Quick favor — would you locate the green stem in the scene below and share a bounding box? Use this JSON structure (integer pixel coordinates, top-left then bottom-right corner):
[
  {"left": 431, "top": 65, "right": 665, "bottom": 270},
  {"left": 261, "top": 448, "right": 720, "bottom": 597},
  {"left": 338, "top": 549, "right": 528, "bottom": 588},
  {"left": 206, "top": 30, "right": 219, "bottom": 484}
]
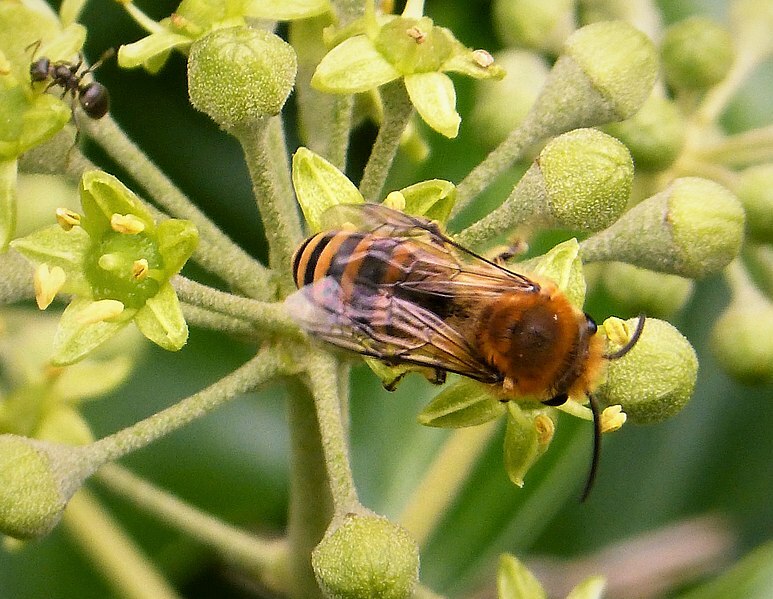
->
[
  {"left": 305, "top": 351, "right": 360, "bottom": 515},
  {"left": 285, "top": 376, "right": 334, "bottom": 599},
  {"left": 0, "top": 250, "right": 34, "bottom": 305},
  {"left": 694, "top": 124, "right": 773, "bottom": 167},
  {"left": 232, "top": 118, "right": 304, "bottom": 293},
  {"left": 180, "top": 303, "right": 259, "bottom": 337},
  {"left": 62, "top": 489, "right": 181, "bottom": 599},
  {"left": 79, "top": 114, "right": 274, "bottom": 300},
  {"left": 326, "top": 96, "right": 354, "bottom": 171},
  {"left": 453, "top": 116, "right": 545, "bottom": 218},
  {"left": 87, "top": 349, "right": 279, "bottom": 465},
  {"left": 96, "top": 464, "right": 289, "bottom": 594},
  {"left": 398, "top": 421, "right": 498, "bottom": 548},
  {"left": 359, "top": 81, "right": 414, "bottom": 203},
  {"left": 172, "top": 275, "right": 303, "bottom": 339},
  {"left": 696, "top": 48, "right": 762, "bottom": 125}
]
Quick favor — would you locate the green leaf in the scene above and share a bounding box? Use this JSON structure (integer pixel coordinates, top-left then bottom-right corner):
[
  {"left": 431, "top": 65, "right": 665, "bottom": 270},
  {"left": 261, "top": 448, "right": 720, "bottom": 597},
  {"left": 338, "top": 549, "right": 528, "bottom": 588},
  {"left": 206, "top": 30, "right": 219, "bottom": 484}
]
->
[
  {"left": 10, "top": 225, "right": 91, "bottom": 295},
  {"left": 134, "top": 282, "right": 188, "bottom": 351},
  {"left": 418, "top": 378, "right": 506, "bottom": 428},
  {"left": 244, "top": 0, "right": 330, "bottom": 20},
  {"left": 52, "top": 298, "right": 134, "bottom": 366},
  {"left": 117, "top": 31, "right": 192, "bottom": 70},
  {"left": 0, "top": 159, "right": 17, "bottom": 250},
  {"left": 497, "top": 553, "right": 546, "bottom": 599},
  {"left": 311, "top": 35, "right": 400, "bottom": 94},
  {"left": 79, "top": 170, "right": 155, "bottom": 237},
  {"left": 399, "top": 179, "right": 456, "bottom": 223},
  {"left": 566, "top": 576, "right": 606, "bottom": 599},
  {"left": 156, "top": 219, "right": 199, "bottom": 276},
  {"left": 292, "top": 147, "right": 364, "bottom": 232},
  {"left": 404, "top": 71, "right": 460, "bottom": 138}
]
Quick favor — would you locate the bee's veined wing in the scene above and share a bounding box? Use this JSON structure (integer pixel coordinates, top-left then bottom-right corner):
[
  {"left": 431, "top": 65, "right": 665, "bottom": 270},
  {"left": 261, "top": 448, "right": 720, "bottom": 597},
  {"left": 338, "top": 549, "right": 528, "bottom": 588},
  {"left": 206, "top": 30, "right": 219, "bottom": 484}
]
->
[
  {"left": 285, "top": 276, "right": 500, "bottom": 383},
  {"left": 320, "top": 203, "right": 537, "bottom": 291}
]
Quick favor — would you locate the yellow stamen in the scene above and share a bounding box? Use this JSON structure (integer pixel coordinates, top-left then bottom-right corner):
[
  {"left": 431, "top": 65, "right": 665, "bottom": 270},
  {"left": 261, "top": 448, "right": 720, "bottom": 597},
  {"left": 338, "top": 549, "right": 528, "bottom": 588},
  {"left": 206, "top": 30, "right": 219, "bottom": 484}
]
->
[
  {"left": 33, "top": 264, "right": 66, "bottom": 310},
  {"left": 382, "top": 191, "right": 406, "bottom": 211},
  {"left": 601, "top": 405, "right": 627, "bottom": 433},
  {"left": 534, "top": 414, "right": 555, "bottom": 447},
  {"left": 55, "top": 208, "right": 81, "bottom": 231},
  {"left": 111, "top": 213, "right": 146, "bottom": 234},
  {"left": 132, "top": 259, "right": 149, "bottom": 281},
  {"left": 77, "top": 300, "right": 125, "bottom": 325}
]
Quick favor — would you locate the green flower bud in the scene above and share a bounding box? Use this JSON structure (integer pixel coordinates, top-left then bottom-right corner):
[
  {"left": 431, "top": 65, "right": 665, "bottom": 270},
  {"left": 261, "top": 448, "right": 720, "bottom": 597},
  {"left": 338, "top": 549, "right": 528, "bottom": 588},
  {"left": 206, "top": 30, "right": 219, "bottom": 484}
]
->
[
  {"left": 600, "top": 262, "right": 694, "bottom": 319},
  {"left": 524, "top": 20, "right": 656, "bottom": 137},
  {"left": 456, "top": 129, "right": 632, "bottom": 249},
  {"left": 597, "top": 317, "right": 698, "bottom": 424},
  {"left": 580, "top": 178, "right": 745, "bottom": 278},
  {"left": 492, "top": 0, "right": 575, "bottom": 53},
  {"left": 735, "top": 164, "right": 773, "bottom": 243},
  {"left": 0, "top": 435, "right": 91, "bottom": 539},
  {"left": 661, "top": 17, "right": 735, "bottom": 91},
  {"left": 603, "top": 94, "right": 686, "bottom": 171},
  {"left": 471, "top": 50, "right": 550, "bottom": 148},
  {"left": 188, "top": 27, "right": 297, "bottom": 127},
  {"left": 711, "top": 262, "right": 773, "bottom": 385},
  {"left": 312, "top": 513, "right": 419, "bottom": 599}
]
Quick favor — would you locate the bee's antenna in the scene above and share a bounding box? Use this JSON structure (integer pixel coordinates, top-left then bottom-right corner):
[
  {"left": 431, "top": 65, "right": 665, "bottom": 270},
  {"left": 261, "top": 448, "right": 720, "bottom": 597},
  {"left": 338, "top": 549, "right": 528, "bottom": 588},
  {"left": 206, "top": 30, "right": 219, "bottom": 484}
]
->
[
  {"left": 580, "top": 393, "right": 602, "bottom": 502},
  {"left": 603, "top": 314, "right": 646, "bottom": 360}
]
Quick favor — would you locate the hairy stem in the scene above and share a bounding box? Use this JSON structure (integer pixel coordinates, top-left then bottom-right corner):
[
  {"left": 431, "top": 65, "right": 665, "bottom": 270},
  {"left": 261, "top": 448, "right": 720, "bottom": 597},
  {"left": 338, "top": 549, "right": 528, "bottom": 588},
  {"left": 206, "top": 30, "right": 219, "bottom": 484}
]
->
[
  {"left": 62, "top": 490, "right": 181, "bottom": 599},
  {"left": 285, "top": 377, "right": 334, "bottom": 599},
  {"left": 79, "top": 115, "right": 274, "bottom": 300},
  {"left": 359, "top": 81, "right": 414, "bottom": 203},
  {"left": 232, "top": 118, "right": 304, "bottom": 294},
  {"left": 96, "top": 464, "right": 289, "bottom": 594},
  {"left": 87, "top": 349, "right": 278, "bottom": 465}
]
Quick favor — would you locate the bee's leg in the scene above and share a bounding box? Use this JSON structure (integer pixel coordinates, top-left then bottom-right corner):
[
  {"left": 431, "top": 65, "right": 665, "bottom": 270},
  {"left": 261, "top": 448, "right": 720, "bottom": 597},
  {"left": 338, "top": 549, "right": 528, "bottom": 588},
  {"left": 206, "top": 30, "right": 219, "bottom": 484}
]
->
[
  {"left": 429, "top": 368, "right": 446, "bottom": 385},
  {"left": 489, "top": 240, "right": 529, "bottom": 266},
  {"left": 542, "top": 392, "right": 568, "bottom": 406}
]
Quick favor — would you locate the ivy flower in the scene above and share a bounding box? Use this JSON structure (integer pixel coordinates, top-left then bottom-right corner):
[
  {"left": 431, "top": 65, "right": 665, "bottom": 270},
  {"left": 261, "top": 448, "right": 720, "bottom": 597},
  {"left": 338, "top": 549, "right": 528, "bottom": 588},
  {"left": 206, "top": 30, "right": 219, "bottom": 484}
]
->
[
  {"left": 11, "top": 170, "right": 198, "bottom": 365},
  {"left": 0, "top": 2, "right": 90, "bottom": 247},
  {"left": 117, "top": 0, "right": 330, "bottom": 72},
  {"left": 311, "top": 6, "right": 505, "bottom": 137}
]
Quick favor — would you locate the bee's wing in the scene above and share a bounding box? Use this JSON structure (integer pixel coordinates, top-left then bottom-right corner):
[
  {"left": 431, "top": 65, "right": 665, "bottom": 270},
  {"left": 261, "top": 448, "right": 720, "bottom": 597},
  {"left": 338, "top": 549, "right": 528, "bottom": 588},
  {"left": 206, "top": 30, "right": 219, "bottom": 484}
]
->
[
  {"left": 321, "top": 203, "right": 537, "bottom": 291},
  {"left": 285, "top": 277, "right": 500, "bottom": 383}
]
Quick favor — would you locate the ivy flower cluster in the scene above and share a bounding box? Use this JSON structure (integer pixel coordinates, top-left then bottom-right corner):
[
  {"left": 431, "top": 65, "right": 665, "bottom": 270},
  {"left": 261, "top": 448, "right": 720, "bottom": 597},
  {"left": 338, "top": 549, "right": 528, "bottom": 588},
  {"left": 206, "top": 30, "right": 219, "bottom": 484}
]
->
[{"left": 0, "top": 0, "right": 767, "bottom": 598}]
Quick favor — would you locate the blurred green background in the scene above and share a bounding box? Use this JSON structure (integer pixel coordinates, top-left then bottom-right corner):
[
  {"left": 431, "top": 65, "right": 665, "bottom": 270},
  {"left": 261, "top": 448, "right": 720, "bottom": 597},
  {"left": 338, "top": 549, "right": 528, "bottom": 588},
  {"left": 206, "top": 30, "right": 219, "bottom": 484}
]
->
[{"left": 1, "top": 0, "right": 771, "bottom": 597}]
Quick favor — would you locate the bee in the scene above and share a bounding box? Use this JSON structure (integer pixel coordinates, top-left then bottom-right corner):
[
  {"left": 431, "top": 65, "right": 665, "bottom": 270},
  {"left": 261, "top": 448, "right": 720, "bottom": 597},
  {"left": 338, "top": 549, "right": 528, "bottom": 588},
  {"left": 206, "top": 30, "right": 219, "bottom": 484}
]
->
[
  {"left": 288, "top": 203, "right": 643, "bottom": 497},
  {"left": 28, "top": 45, "right": 114, "bottom": 119}
]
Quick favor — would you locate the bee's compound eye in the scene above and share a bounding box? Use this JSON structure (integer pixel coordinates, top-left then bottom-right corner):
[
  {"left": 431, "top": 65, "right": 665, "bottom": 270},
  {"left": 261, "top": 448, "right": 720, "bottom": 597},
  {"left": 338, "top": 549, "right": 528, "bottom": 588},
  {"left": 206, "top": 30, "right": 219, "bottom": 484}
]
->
[
  {"left": 79, "top": 82, "right": 110, "bottom": 118},
  {"left": 584, "top": 313, "right": 598, "bottom": 335}
]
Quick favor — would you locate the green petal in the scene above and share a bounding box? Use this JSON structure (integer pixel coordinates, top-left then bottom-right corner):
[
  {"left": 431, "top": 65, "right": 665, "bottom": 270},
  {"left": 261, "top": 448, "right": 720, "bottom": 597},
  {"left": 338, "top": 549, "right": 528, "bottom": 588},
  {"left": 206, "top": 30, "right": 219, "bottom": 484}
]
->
[
  {"left": 0, "top": 159, "right": 17, "bottom": 250},
  {"left": 398, "top": 179, "right": 456, "bottom": 223},
  {"left": 292, "top": 147, "right": 364, "bottom": 232},
  {"left": 566, "top": 576, "right": 606, "bottom": 599},
  {"left": 311, "top": 35, "right": 400, "bottom": 94},
  {"left": 520, "top": 238, "right": 586, "bottom": 308},
  {"left": 497, "top": 553, "right": 546, "bottom": 599},
  {"left": 79, "top": 170, "right": 154, "bottom": 237},
  {"left": 244, "top": 0, "right": 330, "bottom": 20},
  {"left": 404, "top": 72, "right": 460, "bottom": 138},
  {"left": 36, "top": 23, "right": 86, "bottom": 62},
  {"left": 418, "top": 378, "right": 505, "bottom": 428},
  {"left": 156, "top": 219, "right": 199, "bottom": 276},
  {"left": 52, "top": 299, "right": 134, "bottom": 366},
  {"left": 134, "top": 282, "right": 188, "bottom": 351},
  {"left": 59, "top": 0, "right": 88, "bottom": 27},
  {"left": 503, "top": 403, "right": 543, "bottom": 487},
  {"left": 117, "top": 31, "right": 192, "bottom": 70},
  {"left": 55, "top": 356, "right": 134, "bottom": 402},
  {"left": 10, "top": 225, "right": 91, "bottom": 295}
]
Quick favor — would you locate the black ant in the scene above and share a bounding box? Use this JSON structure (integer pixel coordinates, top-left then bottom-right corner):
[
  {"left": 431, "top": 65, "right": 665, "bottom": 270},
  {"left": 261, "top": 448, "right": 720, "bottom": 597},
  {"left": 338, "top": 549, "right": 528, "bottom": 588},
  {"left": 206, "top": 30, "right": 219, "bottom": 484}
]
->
[{"left": 28, "top": 43, "right": 114, "bottom": 119}]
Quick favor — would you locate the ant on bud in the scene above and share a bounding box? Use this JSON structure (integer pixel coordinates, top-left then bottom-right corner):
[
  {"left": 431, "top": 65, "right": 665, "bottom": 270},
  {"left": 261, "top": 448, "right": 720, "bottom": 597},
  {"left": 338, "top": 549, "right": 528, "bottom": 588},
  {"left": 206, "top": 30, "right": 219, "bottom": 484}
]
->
[{"left": 27, "top": 42, "right": 114, "bottom": 119}]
